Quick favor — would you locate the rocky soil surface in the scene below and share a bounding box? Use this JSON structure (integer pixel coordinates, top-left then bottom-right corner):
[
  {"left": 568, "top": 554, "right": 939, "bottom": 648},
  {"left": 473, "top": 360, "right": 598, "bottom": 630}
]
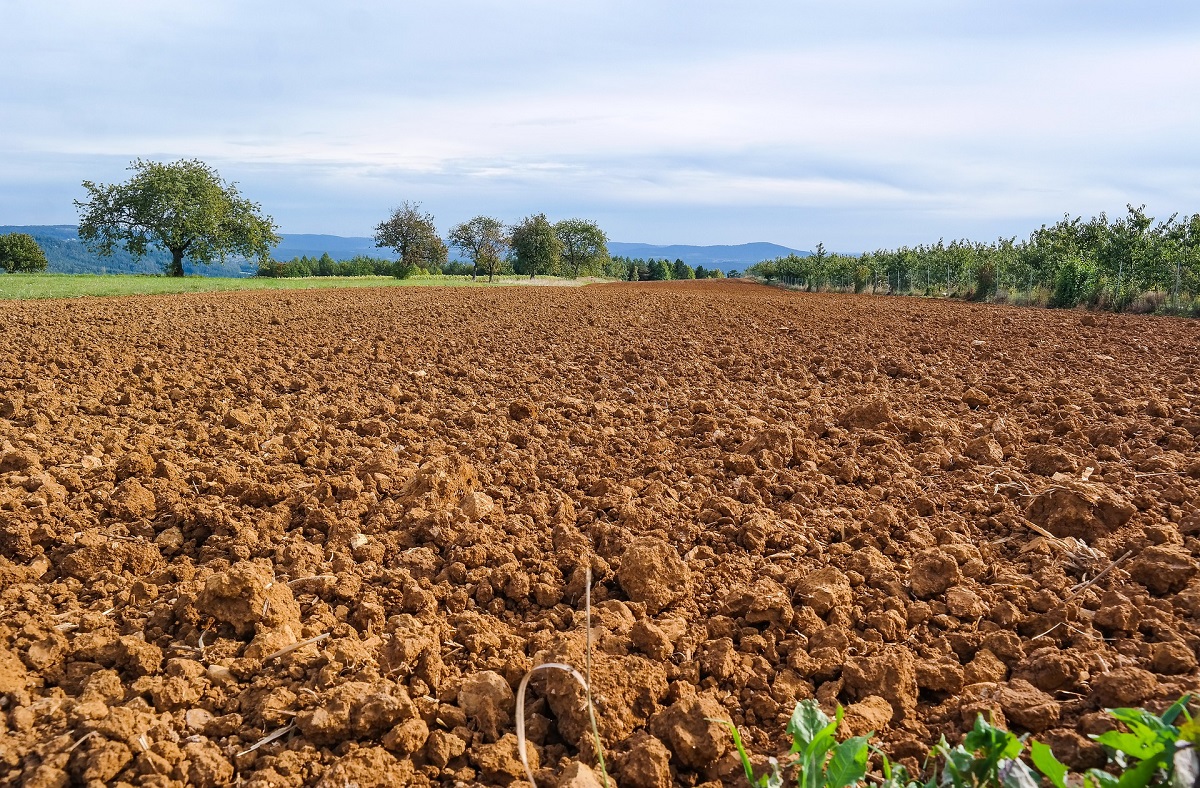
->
[{"left": 1, "top": 281, "right": 1198, "bottom": 787}]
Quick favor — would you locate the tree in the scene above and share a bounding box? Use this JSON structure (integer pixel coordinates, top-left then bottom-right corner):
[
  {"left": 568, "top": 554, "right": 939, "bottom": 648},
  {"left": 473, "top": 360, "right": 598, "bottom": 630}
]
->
[
  {"left": 0, "top": 233, "right": 49, "bottom": 273},
  {"left": 555, "top": 218, "right": 609, "bottom": 278},
  {"left": 509, "top": 213, "right": 562, "bottom": 279},
  {"left": 374, "top": 201, "right": 448, "bottom": 274},
  {"left": 809, "top": 242, "right": 829, "bottom": 290},
  {"left": 602, "top": 255, "right": 630, "bottom": 280},
  {"left": 671, "top": 258, "right": 695, "bottom": 280},
  {"left": 76, "top": 159, "right": 278, "bottom": 277},
  {"left": 647, "top": 258, "right": 671, "bottom": 281},
  {"left": 448, "top": 216, "right": 508, "bottom": 282}
]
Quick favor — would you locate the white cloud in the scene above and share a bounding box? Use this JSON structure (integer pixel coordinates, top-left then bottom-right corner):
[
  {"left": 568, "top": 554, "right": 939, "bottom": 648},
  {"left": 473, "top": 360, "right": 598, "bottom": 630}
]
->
[{"left": 1, "top": 2, "right": 1198, "bottom": 248}]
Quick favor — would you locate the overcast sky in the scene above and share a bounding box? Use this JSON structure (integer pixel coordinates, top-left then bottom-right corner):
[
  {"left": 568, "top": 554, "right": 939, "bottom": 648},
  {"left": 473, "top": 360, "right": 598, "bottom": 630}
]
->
[{"left": 2, "top": 1, "right": 1198, "bottom": 251}]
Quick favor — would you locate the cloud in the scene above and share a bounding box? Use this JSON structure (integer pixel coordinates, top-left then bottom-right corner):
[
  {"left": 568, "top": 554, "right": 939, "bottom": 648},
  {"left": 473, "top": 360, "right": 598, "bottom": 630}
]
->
[{"left": 1, "top": 2, "right": 1198, "bottom": 248}]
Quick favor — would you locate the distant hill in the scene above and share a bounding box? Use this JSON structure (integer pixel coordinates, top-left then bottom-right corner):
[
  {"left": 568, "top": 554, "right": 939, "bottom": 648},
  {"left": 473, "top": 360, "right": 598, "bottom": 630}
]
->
[
  {"left": 0, "top": 226, "right": 395, "bottom": 277},
  {"left": 608, "top": 242, "right": 808, "bottom": 272},
  {"left": 1, "top": 226, "right": 806, "bottom": 276},
  {"left": 0, "top": 225, "right": 251, "bottom": 276}
]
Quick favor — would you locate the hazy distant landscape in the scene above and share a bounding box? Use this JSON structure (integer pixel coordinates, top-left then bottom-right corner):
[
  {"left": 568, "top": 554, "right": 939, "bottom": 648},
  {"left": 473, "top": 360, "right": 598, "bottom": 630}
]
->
[{"left": 0, "top": 225, "right": 806, "bottom": 277}]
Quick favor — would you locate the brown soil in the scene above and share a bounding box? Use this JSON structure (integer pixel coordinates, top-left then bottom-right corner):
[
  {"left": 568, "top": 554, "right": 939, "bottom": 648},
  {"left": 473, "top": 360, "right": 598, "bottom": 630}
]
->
[{"left": 1, "top": 281, "right": 1198, "bottom": 787}]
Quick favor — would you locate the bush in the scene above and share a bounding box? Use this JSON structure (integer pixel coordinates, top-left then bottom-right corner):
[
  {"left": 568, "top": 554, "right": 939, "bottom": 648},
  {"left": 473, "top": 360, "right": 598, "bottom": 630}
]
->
[
  {"left": 0, "top": 233, "right": 50, "bottom": 272},
  {"left": 1050, "top": 253, "right": 1100, "bottom": 308},
  {"left": 853, "top": 265, "right": 870, "bottom": 293},
  {"left": 970, "top": 262, "right": 998, "bottom": 301},
  {"left": 1129, "top": 290, "right": 1169, "bottom": 314}
]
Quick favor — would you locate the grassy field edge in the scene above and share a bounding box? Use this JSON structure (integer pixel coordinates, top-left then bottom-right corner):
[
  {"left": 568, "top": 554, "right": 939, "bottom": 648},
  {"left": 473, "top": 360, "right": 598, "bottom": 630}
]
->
[{"left": 0, "top": 273, "right": 591, "bottom": 300}]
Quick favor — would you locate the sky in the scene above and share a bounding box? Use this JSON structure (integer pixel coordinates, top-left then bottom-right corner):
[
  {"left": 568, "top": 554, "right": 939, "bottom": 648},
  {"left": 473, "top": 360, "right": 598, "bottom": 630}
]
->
[{"left": 2, "top": 1, "right": 1199, "bottom": 251}]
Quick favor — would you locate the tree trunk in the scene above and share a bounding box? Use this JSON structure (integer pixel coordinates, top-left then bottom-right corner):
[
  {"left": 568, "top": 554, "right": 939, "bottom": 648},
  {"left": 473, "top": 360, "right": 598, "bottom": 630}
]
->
[{"left": 169, "top": 249, "right": 185, "bottom": 277}]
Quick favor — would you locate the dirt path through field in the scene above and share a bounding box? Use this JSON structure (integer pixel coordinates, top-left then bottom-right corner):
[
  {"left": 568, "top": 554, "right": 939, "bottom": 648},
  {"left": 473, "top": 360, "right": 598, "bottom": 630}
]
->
[{"left": 1, "top": 281, "right": 1197, "bottom": 786}]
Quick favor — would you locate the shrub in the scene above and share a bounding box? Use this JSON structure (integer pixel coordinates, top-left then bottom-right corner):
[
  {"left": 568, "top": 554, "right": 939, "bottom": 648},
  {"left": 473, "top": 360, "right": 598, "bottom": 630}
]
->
[
  {"left": 1050, "top": 253, "right": 1100, "bottom": 308},
  {"left": 0, "top": 233, "right": 50, "bottom": 272},
  {"left": 1129, "top": 290, "right": 1168, "bottom": 314},
  {"left": 970, "top": 262, "right": 998, "bottom": 301}
]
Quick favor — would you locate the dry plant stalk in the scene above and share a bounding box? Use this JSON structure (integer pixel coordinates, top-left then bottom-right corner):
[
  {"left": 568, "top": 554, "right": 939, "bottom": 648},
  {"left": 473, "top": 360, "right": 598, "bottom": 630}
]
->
[
  {"left": 235, "top": 722, "right": 296, "bottom": 757},
  {"left": 262, "top": 632, "right": 331, "bottom": 662},
  {"left": 286, "top": 574, "right": 337, "bottom": 586},
  {"left": 1063, "top": 549, "right": 1133, "bottom": 602},
  {"left": 515, "top": 564, "right": 610, "bottom": 788},
  {"left": 1033, "top": 550, "right": 1134, "bottom": 639}
]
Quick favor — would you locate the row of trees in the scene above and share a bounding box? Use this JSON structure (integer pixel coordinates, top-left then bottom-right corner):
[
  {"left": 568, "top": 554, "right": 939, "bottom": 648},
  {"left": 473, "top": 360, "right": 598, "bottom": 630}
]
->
[
  {"left": 0, "top": 233, "right": 49, "bottom": 272},
  {"left": 70, "top": 160, "right": 621, "bottom": 281},
  {"left": 609, "top": 256, "right": 729, "bottom": 281},
  {"left": 374, "top": 203, "right": 611, "bottom": 282},
  {"left": 256, "top": 254, "right": 509, "bottom": 279},
  {"left": 747, "top": 207, "right": 1200, "bottom": 313},
  {"left": 255, "top": 254, "right": 399, "bottom": 278}
]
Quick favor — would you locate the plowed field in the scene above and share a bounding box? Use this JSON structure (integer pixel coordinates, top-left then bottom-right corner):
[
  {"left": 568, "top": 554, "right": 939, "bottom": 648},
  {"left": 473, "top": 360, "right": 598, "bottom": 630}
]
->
[{"left": 1, "top": 280, "right": 1198, "bottom": 787}]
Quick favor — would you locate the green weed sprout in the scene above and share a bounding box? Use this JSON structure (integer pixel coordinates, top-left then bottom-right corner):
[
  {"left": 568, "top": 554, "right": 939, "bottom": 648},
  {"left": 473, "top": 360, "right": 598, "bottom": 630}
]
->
[
  {"left": 716, "top": 695, "right": 1196, "bottom": 788},
  {"left": 713, "top": 700, "right": 869, "bottom": 788}
]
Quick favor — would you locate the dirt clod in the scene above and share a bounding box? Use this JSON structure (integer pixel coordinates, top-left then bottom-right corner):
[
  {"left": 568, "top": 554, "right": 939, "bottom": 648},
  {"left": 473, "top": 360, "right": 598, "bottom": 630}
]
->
[
  {"left": 1091, "top": 666, "right": 1159, "bottom": 707},
  {"left": 458, "top": 670, "right": 515, "bottom": 742},
  {"left": 617, "top": 537, "right": 691, "bottom": 614},
  {"left": 648, "top": 694, "right": 730, "bottom": 770},
  {"left": 1026, "top": 482, "right": 1135, "bottom": 541},
  {"left": 842, "top": 695, "right": 895, "bottom": 737},
  {"left": 908, "top": 549, "right": 960, "bottom": 598},
  {"left": 197, "top": 560, "right": 302, "bottom": 636},
  {"left": 616, "top": 731, "right": 674, "bottom": 788}
]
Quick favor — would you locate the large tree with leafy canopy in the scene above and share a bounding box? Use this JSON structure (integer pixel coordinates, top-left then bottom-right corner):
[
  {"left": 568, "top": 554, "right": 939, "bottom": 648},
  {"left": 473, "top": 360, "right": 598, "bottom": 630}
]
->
[
  {"left": 374, "top": 201, "right": 448, "bottom": 274},
  {"left": 509, "top": 213, "right": 562, "bottom": 279},
  {"left": 448, "top": 216, "right": 508, "bottom": 282},
  {"left": 75, "top": 159, "right": 279, "bottom": 277},
  {"left": 555, "top": 218, "right": 609, "bottom": 278}
]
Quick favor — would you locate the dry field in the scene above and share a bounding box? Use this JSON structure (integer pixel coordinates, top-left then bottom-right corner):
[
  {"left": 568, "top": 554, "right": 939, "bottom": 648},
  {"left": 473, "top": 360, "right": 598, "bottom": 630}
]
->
[{"left": 1, "top": 280, "right": 1198, "bottom": 787}]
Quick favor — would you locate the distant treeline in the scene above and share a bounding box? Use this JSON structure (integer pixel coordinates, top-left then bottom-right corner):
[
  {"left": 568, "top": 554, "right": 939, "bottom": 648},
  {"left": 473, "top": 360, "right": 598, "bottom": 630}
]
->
[
  {"left": 256, "top": 254, "right": 403, "bottom": 278},
  {"left": 611, "top": 256, "right": 729, "bottom": 281},
  {"left": 747, "top": 206, "right": 1200, "bottom": 314},
  {"left": 257, "top": 254, "right": 559, "bottom": 279},
  {"left": 256, "top": 252, "right": 734, "bottom": 281}
]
